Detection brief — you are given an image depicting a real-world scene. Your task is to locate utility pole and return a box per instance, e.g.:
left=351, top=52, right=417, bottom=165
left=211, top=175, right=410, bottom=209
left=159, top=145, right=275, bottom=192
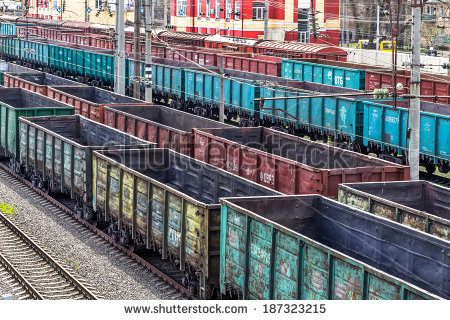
left=85, top=0, right=89, bottom=22
left=340, top=0, right=343, bottom=46
left=114, top=0, right=126, bottom=95
left=219, top=55, right=224, bottom=123
left=409, top=0, right=421, bottom=180
left=264, top=0, right=269, bottom=40
left=144, top=0, right=152, bottom=103
left=346, top=0, right=349, bottom=47
left=164, top=0, right=168, bottom=26
left=376, top=5, right=380, bottom=50
left=133, top=0, right=142, bottom=99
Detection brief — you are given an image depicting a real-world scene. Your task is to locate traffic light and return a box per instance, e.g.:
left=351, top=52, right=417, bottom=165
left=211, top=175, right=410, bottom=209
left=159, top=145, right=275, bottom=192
left=373, top=88, right=390, bottom=99
left=62, top=0, right=66, bottom=12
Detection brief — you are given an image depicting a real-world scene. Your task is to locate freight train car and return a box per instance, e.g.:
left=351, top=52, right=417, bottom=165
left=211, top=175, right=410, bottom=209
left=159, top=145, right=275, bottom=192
left=0, top=88, right=74, bottom=169
left=281, top=58, right=388, bottom=90
left=3, top=72, right=84, bottom=96
left=220, top=195, right=449, bottom=299
left=363, top=100, right=450, bottom=173
left=0, top=60, right=36, bottom=85
left=92, top=147, right=280, bottom=298
left=338, top=181, right=450, bottom=240
left=193, top=127, right=409, bottom=197
left=18, top=115, right=153, bottom=220
left=103, top=104, right=230, bottom=156
left=365, top=69, right=450, bottom=104
left=47, top=86, right=148, bottom=123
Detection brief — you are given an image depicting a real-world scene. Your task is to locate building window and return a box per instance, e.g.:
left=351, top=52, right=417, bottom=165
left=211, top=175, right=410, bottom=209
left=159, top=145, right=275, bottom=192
left=252, top=2, right=265, bottom=20
left=198, top=0, right=202, bottom=17
left=299, top=31, right=308, bottom=43
left=95, top=0, right=103, bottom=10
left=226, top=0, right=231, bottom=19
left=177, top=0, right=187, bottom=16
left=206, top=0, right=211, bottom=18
left=235, top=1, right=240, bottom=20
left=440, top=6, right=445, bottom=16
left=216, top=0, right=220, bottom=19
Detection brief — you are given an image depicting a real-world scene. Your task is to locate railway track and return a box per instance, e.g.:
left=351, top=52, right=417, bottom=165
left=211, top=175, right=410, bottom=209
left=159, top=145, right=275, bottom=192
left=0, top=163, right=195, bottom=300
left=420, top=171, right=450, bottom=187
left=0, top=201, right=97, bottom=300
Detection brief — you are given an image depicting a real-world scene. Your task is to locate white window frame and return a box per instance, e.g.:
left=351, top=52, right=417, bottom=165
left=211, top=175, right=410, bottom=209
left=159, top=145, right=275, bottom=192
left=216, top=0, right=220, bottom=19
left=253, top=3, right=264, bottom=21
left=235, top=1, right=240, bottom=20
left=177, top=0, right=187, bottom=16
left=95, top=0, right=103, bottom=10
left=198, top=0, right=202, bottom=17
left=206, top=0, right=211, bottom=18
left=226, top=0, right=231, bottom=19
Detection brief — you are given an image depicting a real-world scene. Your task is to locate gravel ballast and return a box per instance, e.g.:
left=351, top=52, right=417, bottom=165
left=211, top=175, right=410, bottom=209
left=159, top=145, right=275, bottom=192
left=0, top=173, right=185, bottom=300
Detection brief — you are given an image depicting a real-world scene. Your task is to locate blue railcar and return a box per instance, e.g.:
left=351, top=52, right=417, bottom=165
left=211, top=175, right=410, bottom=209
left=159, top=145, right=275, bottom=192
left=363, top=101, right=450, bottom=173
left=0, top=23, right=35, bottom=36
left=281, top=58, right=388, bottom=90
left=20, top=39, right=49, bottom=69
left=0, top=23, right=17, bottom=36
left=151, top=61, right=186, bottom=104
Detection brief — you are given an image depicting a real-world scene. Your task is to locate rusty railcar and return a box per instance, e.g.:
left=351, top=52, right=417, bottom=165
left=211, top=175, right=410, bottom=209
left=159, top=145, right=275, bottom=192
left=4, top=72, right=84, bottom=96
left=18, top=115, right=154, bottom=220
left=103, top=104, right=230, bottom=157
left=46, top=86, right=149, bottom=123
left=92, top=147, right=280, bottom=298
left=338, top=181, right=450, bottom=240
left=220, top=195, right=449, bottom=299
left=193, top=127, right=410, bottom=198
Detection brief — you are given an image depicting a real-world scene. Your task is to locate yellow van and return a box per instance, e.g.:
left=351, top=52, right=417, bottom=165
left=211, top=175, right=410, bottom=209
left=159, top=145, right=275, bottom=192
left=380, top=41, right=396, bottom=52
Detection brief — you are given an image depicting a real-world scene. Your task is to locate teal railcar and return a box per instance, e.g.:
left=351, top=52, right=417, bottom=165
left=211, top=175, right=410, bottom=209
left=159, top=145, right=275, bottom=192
left=220, top=195, right=448, bottom=300
left=49, top=44, right=84, bottom=78
left=281, top=58, right=388, bottom=90
left=84, top=50, right=115, bottom=86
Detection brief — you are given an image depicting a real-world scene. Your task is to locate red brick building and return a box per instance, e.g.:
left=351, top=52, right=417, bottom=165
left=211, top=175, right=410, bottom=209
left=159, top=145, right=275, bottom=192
left=170, top=0, right=340, bottom=44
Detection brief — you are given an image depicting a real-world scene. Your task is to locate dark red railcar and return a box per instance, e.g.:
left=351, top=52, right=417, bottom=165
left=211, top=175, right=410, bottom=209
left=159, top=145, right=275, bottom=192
left=254, top=41, right=348, bottom=61
left=365, top=69, right=450, bottom=104
left=156, top=30, right=208, bottom=47
left=193, top=127, right=409, bottom=198
left=102, top=104, right=229, bottom=156
left=4, top=72, right=84, bottom=96
left=221, top=55, right=281, bottom=77
left=46, top=86, right=148, bottom=123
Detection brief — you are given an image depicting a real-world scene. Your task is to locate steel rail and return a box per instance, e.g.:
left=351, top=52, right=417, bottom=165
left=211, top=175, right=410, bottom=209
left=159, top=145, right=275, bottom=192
left=0, top=162, right=197, bottom=300
left=0, top=251, right=44, bottom=300
left=0, top=205, right=97, bottom=300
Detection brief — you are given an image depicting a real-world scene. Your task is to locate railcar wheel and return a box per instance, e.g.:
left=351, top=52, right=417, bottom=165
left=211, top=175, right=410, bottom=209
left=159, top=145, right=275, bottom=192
left=128, top=240, right=136, bottom=253
left=425, top=163, right=436, bottom=174
left=438, top=163, right=449, bottom=174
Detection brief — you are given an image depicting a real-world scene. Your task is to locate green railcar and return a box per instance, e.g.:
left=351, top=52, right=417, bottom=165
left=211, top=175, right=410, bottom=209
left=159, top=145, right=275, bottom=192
left=220, top=195, right=448, bottom=300
left=0, top=88, right=74, bottom=166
